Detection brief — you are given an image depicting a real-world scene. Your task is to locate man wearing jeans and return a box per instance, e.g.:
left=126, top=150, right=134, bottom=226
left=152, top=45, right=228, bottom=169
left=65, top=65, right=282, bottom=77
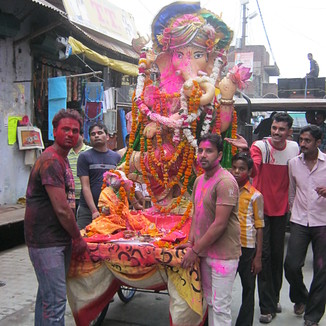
left=284, top=125, right=326, bottom=326
left=24, top=109, right=87, bottom=325
left=181, top=134, right=241, bottom=325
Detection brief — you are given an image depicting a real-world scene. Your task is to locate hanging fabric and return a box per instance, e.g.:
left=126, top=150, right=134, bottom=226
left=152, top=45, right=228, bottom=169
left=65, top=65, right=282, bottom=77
left=83, top=82, right=104, bottom=142
left=83, top=102, right=103, bottom=142
left=119, top=109, right=128, bottom=146
left=7, top=116, right=22, bottom=145
left=67, top=77, right=72, bottom=102
left=48, top=76, right=67, bottom=140
left=85, top=82, right=103, bottom=102
left=103, top=88, right=115, bottom=112
left=73, top=77, right=78, bottom=101
left=125, top=110, right=132, bottom=134
left=77, top=77, right=83, bottom=101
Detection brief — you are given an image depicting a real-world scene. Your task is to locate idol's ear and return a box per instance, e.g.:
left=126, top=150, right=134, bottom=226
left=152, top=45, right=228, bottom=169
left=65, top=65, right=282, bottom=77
left=154, top=52, right=184, bottom=86
left=154, top=52, right=172, bottom=76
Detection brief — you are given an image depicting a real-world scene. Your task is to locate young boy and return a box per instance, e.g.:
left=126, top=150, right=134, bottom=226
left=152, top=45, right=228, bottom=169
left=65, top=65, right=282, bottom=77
left=231, top=152, right=264, bottom=326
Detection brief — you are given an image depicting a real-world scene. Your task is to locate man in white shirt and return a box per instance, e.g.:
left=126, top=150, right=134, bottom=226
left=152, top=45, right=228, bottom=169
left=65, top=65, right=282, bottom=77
left=284, top=125, right=326, bottom=326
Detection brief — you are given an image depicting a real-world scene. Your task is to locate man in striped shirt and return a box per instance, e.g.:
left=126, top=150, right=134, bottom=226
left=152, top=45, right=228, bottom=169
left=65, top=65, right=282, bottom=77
left=231, top=152, right=264, bottom=326
left=67, top=129, right=91, bottom=212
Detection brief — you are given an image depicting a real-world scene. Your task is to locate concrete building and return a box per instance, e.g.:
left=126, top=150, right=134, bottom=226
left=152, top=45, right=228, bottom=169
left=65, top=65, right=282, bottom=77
left=0, top=0, right=138, bottom=205
left=226, top=45, right=280, bottom=98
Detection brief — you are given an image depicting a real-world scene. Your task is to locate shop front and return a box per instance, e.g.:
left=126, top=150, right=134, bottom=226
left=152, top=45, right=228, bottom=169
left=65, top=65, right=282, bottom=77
left=0, top=0, right=138, bottom=205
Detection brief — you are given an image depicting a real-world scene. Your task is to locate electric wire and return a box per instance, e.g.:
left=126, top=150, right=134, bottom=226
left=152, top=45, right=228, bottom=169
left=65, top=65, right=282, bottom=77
left=74, top=53, right=105, bottom=81
left=255, top=0, right=276, bottom=64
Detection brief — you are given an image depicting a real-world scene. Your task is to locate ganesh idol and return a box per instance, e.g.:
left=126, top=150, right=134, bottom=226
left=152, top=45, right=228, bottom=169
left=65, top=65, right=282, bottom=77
left=119, top=2, right=251, bottom=214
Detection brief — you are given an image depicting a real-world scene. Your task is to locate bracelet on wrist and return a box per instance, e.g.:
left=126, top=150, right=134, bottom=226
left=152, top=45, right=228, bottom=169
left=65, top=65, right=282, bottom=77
left=220, top=98, right=234, bottom=105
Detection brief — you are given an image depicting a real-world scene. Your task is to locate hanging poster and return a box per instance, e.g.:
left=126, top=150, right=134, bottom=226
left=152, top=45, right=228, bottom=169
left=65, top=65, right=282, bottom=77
left=17, top=126, right=44, bottom=150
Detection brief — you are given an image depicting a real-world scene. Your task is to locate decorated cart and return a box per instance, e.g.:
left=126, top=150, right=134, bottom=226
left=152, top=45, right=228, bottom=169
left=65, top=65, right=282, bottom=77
left=66, top=2, right=251, bottom=325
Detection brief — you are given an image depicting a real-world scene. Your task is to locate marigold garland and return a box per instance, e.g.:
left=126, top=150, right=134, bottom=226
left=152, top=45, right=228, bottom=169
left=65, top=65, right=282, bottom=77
left=133, top=83, right=202, bottom=215
left=153, top=201, right=193, bottom=248
left=125, top=50, right=240, bottom=228
left=95, top=50, right=245, bottom=249
left=231, top=109, right=238, bottom=156
left=125, top=92, right=138, bottom=176
left=116, top=186, right=127, bottom=217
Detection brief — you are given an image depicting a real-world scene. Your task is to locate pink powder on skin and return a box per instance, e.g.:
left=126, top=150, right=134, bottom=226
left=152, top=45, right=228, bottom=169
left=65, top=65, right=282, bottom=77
left=159, top=69, right=183, bottom=95
left=220, top=110, right=232, bottom=123
left=269, top=145, right=276, bottom=164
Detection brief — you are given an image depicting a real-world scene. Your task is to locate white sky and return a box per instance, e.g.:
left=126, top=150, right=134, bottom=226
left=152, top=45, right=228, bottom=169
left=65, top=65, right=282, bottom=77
left=113, top=0, right=326, bottom=81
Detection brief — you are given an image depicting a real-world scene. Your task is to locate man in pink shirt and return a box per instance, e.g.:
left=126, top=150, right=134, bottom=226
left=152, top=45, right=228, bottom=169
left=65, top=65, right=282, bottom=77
left=226, top=112, right=299, bottom=323
left=284, top=125, right=326, bottom=326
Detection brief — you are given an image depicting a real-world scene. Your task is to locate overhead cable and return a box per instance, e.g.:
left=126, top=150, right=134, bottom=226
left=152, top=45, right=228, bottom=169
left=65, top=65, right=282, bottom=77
left=255, top=0, right=277, bottom=64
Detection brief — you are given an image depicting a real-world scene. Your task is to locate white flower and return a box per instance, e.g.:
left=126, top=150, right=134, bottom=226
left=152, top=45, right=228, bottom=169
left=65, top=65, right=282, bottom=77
left=209, top=58, right=223, bottom=85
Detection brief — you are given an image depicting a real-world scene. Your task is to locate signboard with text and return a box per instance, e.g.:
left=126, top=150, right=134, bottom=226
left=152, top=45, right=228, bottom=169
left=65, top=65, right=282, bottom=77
left=63, top=0, right=137, bottom=45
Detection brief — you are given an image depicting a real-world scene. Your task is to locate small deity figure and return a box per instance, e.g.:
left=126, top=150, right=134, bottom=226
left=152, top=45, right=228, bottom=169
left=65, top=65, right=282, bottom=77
left=86, top=170, right=158, bottom=237
left=98, top=170, right=133, bottom=216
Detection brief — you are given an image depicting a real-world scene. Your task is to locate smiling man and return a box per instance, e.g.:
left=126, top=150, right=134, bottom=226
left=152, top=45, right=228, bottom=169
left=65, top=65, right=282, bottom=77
left=24, top=109, right=88, bottom=325
left=226, top=112, right=299, bottom=323
left=76, top=122, right=121, bottom=229
left=181, top=133, right=240, bottom=326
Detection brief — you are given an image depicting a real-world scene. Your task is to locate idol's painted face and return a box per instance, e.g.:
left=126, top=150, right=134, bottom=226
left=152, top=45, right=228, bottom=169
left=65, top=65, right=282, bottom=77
left=171, top=46, right=207, bottom=80
left=53, top=118, right=80, bottom=149
left=107, top=175, right=121, bottom=190
left=197, top=140, right=222, bottom=171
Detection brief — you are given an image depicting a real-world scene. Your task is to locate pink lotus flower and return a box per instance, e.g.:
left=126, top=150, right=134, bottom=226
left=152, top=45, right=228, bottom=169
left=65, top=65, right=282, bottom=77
left=229, top=64, right=252, bottom=90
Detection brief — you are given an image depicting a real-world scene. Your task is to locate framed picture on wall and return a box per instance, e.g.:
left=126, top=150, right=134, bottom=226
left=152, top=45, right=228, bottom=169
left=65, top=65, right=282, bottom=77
left=17, top=126, right=44, bottom=150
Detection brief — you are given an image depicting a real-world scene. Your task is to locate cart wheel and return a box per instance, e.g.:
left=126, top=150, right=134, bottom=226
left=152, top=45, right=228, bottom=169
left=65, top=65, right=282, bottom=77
left=89, top=303, right=109, bottom=326
left=117, top=286, right=136, bottom=303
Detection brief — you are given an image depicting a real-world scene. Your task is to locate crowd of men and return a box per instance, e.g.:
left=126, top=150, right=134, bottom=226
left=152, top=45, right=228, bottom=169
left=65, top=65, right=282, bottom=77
left=24, top=109, right=326, bottom=326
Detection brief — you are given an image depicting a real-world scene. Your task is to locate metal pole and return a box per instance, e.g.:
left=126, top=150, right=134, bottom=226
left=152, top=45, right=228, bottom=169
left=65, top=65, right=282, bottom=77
left=240, top=92, right=253, bottom=146
left=65, top=71, right=102, bottom=78
left=241, top=3, right=247, bottom=49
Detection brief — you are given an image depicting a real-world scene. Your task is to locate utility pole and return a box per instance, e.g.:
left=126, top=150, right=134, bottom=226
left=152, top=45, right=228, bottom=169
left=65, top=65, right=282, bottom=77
left=241, top=0, right=249, bottom=49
